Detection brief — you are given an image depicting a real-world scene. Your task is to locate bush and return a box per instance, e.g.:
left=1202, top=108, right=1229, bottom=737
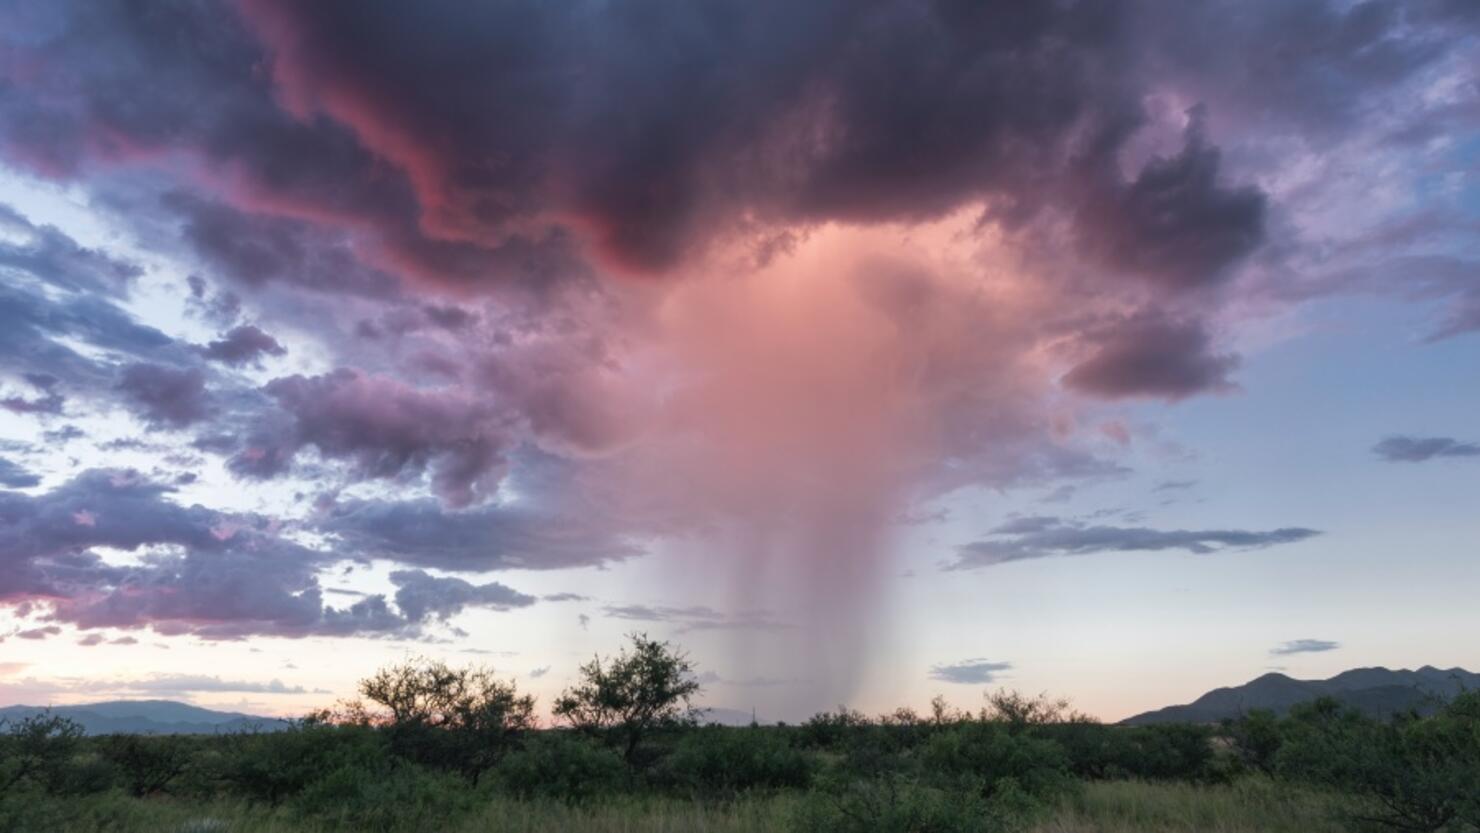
left=658, top=725, right=814, bottom=795
left=291, top=759, right=476, bottom=832
left=919, top=721, right=1075, bottom=803
left=1277, top=693, right=1480, bottom=832
left=493, top=732, right=630, bottom=800
left=97, top=734, right=191, bottom=797
left=554, top=633, right=702, bottom=767
left=799, top=707, right=873, bottom=750
left=0, top=712, right=86, bottom=796
left=349, top=657, right=536, bottom=782
left=217, top=723, right=386, bottom=806
left=1223, top=709, right=1283, bottom=775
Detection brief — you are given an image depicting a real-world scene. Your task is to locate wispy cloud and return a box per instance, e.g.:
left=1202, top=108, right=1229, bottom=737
left=602, top=604, right=790, bottom=633
left=951, top=516, right=1320, bottom=569
left=1270, top=639, right=1340, bottom=656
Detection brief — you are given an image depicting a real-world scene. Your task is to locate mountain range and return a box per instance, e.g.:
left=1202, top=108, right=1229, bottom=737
left=1121, top=666, right=1479, bottom=725
left=0, top=700, right=290, bottom=735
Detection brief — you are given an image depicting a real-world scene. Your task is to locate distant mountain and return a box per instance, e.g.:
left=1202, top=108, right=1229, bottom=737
left=0, top=700, right=291, bottom=735
left=1122, top=666, right=1480, bottom=726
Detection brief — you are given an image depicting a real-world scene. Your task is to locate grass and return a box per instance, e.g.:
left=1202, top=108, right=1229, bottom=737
left=10, top=780, right=1351, bottom=833
left=1030, top=779, right=1350, bottom=833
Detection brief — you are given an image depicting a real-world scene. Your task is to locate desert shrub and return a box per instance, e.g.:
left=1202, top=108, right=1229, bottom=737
left=347, top=657, right=536, bottom=782
left=553, top=633, right=702, bottom=768
left=1222, top=708, right=1284, bottom=775
left=799, top=707, right=873, bottom=750
left=493, top=732, right=630, bottom=800
left=919, top=721, right=1075, bottom=803
left=1277, top=693, right=1480, bottom=832
left=290, top=758, right=476, bottom=832
left=657, top=725, right=814, bottom=795
left=0, top=712, right=85, bottom=796
left=97, top=733, right=191, bottom=797
left=217, top=723, right=386, bottom=806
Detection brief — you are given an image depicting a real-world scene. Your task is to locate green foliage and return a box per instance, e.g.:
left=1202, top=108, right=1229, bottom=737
left=919, top=721, right=1075, bottom=802
left=799, top=706, right=872, bottom=749
left=553, top=633, right=702, bottom=766
left=97, top=733, right=190, bottom=797
left=0, top=712, right=85, bottom=795
left=493, top=731, right=630, bottom=800
left=1276, top=693, right=1480, bottom=832
left=1224, top=708, right=1284, bottom=774
left=658, top=725, right=814, bottom=795
left=291, top=759, right=476, bottom=832
left=217, top=723, right=386, bottom=806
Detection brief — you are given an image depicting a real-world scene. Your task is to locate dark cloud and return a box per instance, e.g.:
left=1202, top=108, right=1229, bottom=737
left=201, top=325, right=287, bottom=367
left=0, top=469, right=410, bottom=639
left=1076, top=109, right=1265, bottom=289
left=316, top=495, right=638, bottom=573
left=117, top=363, right=211, bottom=428
left=1372, top=435, right=1480, bottom=463
left=164, top=193, right=401, bottom=297
left=0, top=458, right=40, bottom=488
left=245, top=369, right=508, bottom=507
left=0, top=0, right=1276, bottom=289
left=928, top=659, right=1013, bottom=685
left=388, top=569, right=535, bottom=623
left=1271, top=638, right=1340, bottom=656
left=17, top=626, right=62, bottom=640
left=1062, top=314, right=1239, bottom=400
left=952, top=515, right=1320, bottom=569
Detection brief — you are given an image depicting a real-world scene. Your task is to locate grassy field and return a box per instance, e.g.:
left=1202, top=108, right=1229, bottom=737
left=18, top=779, right=1351, bottom=833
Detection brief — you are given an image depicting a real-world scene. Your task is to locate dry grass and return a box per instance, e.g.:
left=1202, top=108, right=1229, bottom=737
left=16, top=780, right=1353, bottom=833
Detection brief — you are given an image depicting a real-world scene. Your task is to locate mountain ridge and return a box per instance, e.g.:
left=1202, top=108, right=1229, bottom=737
left=0, top=700, right=291, bottom=735
left=1121, top=665, right=1479, bottom=726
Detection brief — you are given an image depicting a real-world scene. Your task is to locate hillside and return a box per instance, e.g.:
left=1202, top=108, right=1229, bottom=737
left=0, top=700, right=290, bottom=735
left=1122, top=665, right=1479, bottom=725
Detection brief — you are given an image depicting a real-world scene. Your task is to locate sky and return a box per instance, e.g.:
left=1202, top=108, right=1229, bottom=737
left=0, top=0, right=1477, bottom=724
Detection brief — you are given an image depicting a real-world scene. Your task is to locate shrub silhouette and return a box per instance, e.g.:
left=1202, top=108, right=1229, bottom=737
left=553, top=633, right=702, bottom=767
left=323, top=657, right=535, bottom=782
